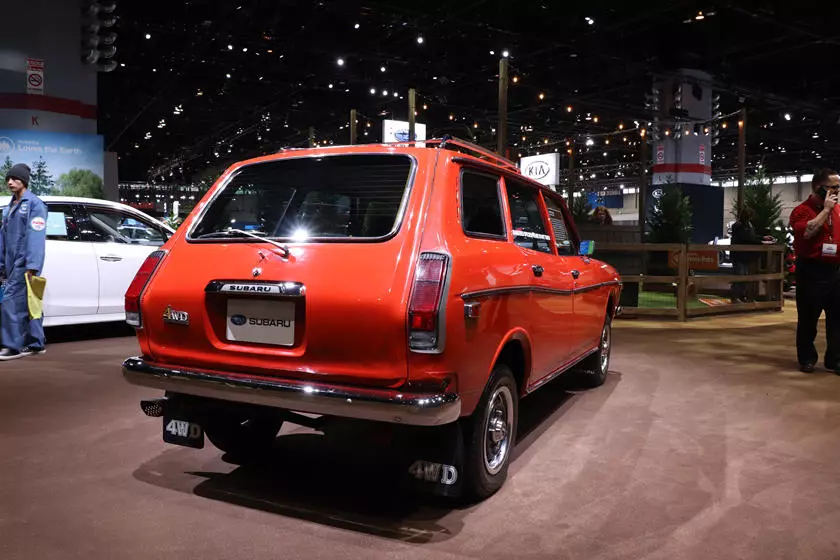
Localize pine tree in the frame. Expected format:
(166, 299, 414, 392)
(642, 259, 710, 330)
(28, 157, 55, 196)
(0, 156, 13, 183)
(647, 184, 693, 243)
(570, 192, 593, 223)
(732, 169, 783, 237)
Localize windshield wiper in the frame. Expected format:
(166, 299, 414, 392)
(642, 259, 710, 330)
(195, 229, 291, 258)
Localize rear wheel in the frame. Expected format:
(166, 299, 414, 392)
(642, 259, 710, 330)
(463, 364, 518, 501)
(577, 315, 611, 388)
(204, 413, 283, 457)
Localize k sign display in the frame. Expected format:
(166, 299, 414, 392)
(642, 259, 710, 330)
(519, 153, 560, 188)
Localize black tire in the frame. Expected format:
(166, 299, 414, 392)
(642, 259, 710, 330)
(576, 314, 612, 388)
(463, 364, 519, 501)
(204, 413, 283, 457)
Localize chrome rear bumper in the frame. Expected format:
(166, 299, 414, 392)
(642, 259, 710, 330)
(122, 357, 461, 427)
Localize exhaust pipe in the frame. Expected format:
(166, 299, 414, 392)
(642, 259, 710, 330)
(140, 398, 167, 417)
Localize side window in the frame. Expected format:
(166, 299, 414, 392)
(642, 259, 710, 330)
(543, 196, 575, 256)
(45, 204, 83, 242)
(82, 207, 168, 246)
(460, 170, 505, 238)
(505, 182, 553, 254)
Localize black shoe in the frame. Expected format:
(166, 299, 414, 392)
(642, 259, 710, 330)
(21, 346, 45, 356)
(0, 348, 29, 361)
(800, 363, 816, 373)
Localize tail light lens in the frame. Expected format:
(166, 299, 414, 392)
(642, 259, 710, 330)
(125, 250, 166, 328)
(408, 252, 449, 351)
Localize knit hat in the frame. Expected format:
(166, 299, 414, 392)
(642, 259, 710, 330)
(6, 163, 31, 186)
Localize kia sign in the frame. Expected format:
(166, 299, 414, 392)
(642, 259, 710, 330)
(519, 153, 560, 188)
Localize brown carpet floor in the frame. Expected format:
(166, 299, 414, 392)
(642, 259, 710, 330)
(1, 310, 839, 560)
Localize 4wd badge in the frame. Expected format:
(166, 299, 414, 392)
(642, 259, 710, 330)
(162, 305, 190, 325)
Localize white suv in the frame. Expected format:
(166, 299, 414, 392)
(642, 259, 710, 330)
(0, 196, 174, 327)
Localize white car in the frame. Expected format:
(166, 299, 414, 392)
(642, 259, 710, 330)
(0, 196, 174, 327)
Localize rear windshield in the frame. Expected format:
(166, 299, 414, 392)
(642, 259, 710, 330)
(190, 154, 414, 241)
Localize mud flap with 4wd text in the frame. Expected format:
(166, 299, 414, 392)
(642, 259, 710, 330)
(396, 421, 466, 498)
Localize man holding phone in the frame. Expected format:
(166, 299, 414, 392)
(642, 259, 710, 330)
(789, 168, 840, 373)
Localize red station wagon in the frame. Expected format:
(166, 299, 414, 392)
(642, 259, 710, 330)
(123, 137, 622, 500)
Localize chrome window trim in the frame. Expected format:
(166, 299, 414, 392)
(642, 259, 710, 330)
(184, 152, 419, 244)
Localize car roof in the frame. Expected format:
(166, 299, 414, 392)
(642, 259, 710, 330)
(0, 195, 175, 232)
(225, 137, 561, 200)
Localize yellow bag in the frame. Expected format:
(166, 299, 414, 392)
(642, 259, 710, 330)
(25, 274, 47, 320)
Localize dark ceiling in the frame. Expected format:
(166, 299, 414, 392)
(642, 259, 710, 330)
(99, 0, 840, 183)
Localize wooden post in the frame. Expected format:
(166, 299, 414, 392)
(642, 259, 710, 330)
(639, 129, 648, 242)
(567, 145, 575, 204)
(737, 108, 746, 212)
(408, 89, 416, 141)
(349, 109, 358, 145)
(677, 244, 688, 321)
(308, 126, 316, 148)
(497, 57, 509, 155)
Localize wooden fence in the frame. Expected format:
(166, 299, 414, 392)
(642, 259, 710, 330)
(591, 242, 786, 321)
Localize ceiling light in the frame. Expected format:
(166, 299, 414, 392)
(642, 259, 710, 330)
(393, 92, 399, 97)
(417, 36, 424, 44)
(145, 33, 151, 39)
(538, 93, 545, 100)
(228, 44, 234, 50)
(328, 83, 333, 88)
(695, 11, 705, 20)
(586, 138, 594, 146)
(784, 113, 791, 121)
(242, 47, 248, 52)
(566, 105, 573, 112)
(370, 88, 376, 94)
(585, 17, 594, 25)
(226, 73, 231, 78)
(512, 76, 519, 83)
(337, 58, 345, 66)
(489, 50, 495, 55)
(354, 23, 360, 29)
(382, 90, 388, 96)
(502, 50, 510, 57)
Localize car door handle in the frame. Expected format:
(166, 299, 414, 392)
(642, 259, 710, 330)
(532, 265, 544, 277)
(100, 255, 123, 262)
(571, 269, 580, 280)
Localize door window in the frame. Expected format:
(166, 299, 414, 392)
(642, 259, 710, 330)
(81, 207, 168, 246)
(505, 181, 553, 254)
(460, 170, 505, 238)
(543, 196, 575, 256)
(45, 204, 83, 241)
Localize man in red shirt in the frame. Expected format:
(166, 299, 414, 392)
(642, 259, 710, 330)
(789, 168, 840, 372)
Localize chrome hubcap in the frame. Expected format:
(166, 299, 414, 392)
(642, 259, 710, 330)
(600, 324, 611, 374)
(483, 386, 514, 475)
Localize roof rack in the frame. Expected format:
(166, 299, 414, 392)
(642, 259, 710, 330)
(432, 136, 521, 174)
(376, 137, 521, 174)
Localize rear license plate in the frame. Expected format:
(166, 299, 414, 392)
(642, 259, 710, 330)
(163, 417, 204, 449)
(226, 299, 295, 346)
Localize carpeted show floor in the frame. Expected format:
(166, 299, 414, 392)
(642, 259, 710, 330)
(1, 308, 839, 560)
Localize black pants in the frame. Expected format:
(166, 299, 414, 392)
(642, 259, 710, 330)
(795, 259, 840, 367)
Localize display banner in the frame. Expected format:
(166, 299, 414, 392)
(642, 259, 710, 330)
(0, 129, 105, 198)
(382, 119, 427, 143)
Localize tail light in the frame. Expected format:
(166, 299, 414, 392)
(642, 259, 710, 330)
(408, 252, 449, 351)
(125, 250, 166, 328)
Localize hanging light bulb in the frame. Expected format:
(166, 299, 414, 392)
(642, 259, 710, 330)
(566, 105, 573, 112)
(538, 93, 545, 100)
